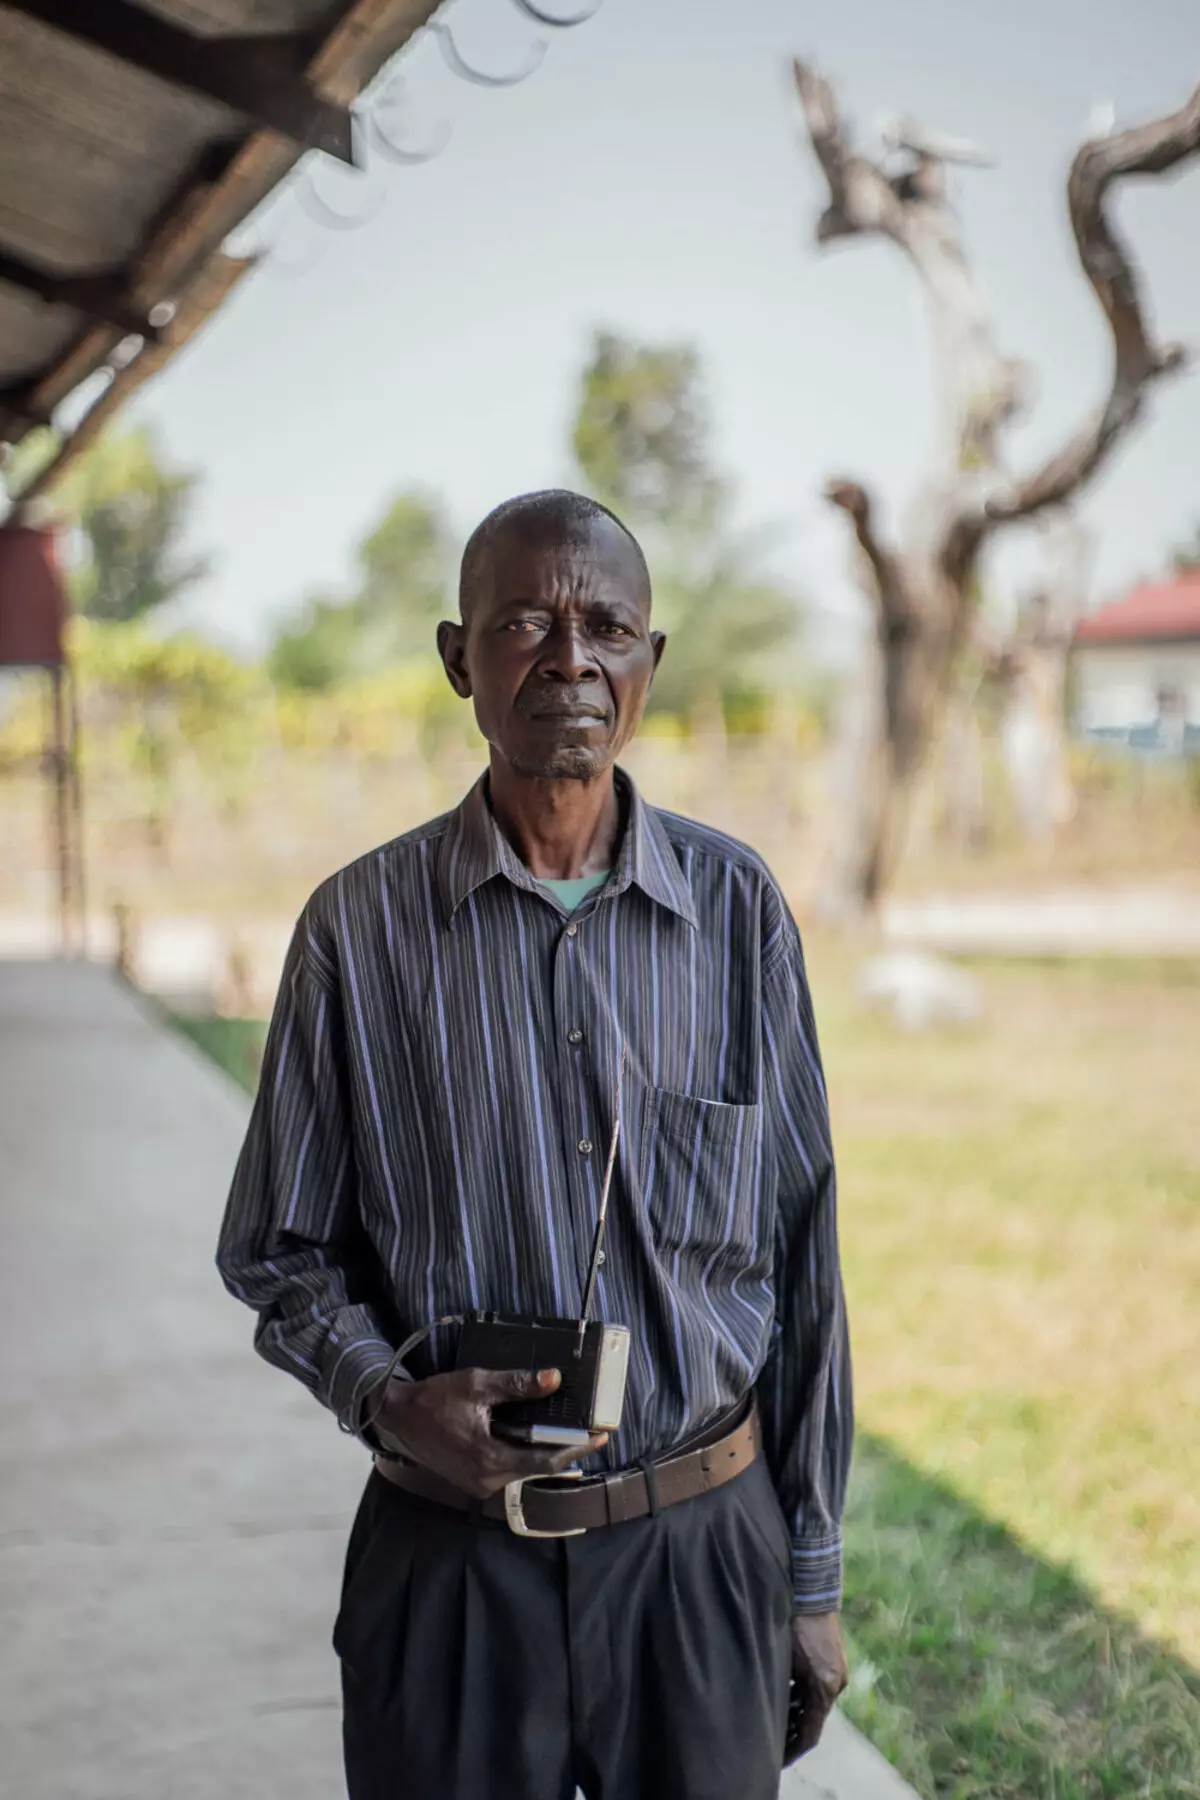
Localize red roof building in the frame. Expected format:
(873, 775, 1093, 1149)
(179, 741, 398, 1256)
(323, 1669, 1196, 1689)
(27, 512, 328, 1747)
(1072, 574, 1200, 751)
(1074, 574, 1200, 645)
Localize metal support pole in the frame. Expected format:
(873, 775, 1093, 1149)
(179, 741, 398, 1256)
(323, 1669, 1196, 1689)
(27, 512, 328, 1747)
(66, 659, 87, 956)
(47, 664, 73, 956)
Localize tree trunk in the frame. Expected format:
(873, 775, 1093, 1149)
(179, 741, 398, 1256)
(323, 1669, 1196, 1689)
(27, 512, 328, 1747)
(817, 628, 891, 919)
(941, 688, 988, 853)
(997, 510, 1091, 843)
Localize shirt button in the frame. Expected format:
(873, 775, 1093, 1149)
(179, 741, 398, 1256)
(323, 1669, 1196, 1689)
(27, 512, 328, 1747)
(578, 1138, 593, 1155)
(565, 923, 578, 938)
(567, 1028, 584, 1045)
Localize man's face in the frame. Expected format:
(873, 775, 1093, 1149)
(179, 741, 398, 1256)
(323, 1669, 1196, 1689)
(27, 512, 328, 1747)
(439, 517, 665, 781)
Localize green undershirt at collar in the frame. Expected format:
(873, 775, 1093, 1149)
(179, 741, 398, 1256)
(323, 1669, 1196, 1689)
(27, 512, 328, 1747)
(536, 871, 611, 913)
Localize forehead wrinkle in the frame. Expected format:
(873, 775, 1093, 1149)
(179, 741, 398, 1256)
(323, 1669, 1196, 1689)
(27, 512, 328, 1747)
(497, 543, 644, 612)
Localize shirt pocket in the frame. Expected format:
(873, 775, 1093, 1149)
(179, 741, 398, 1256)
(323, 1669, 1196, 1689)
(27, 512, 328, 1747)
(641, 1087, 763, 1261)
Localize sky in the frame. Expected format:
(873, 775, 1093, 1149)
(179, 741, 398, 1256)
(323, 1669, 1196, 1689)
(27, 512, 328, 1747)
(120, 0, 1199, 656)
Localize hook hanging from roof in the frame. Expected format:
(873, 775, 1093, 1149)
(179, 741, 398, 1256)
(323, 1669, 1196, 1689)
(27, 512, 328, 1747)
(370, 109, 453, 164)
(369, 77, 453, 165)
(213, 0, 609, 282)
(509, 0, 604, 25)
(295, 167, 388, 232)
(430, 19, 547, 87)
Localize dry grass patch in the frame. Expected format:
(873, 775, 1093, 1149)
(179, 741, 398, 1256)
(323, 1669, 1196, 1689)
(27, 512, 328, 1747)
(803, 944, 1200, 1664)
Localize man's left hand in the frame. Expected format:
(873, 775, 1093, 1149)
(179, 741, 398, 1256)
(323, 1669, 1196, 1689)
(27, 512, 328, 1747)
(783, 1611, 848, 1766)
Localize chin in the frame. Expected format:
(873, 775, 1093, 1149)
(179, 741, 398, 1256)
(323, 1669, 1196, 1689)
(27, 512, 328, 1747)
(510, 744, 612, 782)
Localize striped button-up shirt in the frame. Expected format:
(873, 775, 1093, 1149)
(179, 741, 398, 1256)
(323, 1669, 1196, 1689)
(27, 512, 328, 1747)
(217, 769, 852, 1610)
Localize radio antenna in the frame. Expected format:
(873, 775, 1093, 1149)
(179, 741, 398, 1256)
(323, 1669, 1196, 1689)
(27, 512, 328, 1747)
(577, 1040, 626, 1334)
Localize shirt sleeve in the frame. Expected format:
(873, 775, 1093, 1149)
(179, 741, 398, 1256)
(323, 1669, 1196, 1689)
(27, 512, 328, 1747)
(215, 904, 398, 1436)
(755, 885, 854, 1613)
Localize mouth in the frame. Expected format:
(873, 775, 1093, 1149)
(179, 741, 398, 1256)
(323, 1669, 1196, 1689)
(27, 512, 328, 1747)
(528, 707, 609, 724)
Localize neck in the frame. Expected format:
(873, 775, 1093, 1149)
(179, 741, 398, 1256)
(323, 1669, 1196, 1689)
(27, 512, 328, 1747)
(487, 756, 621, 880)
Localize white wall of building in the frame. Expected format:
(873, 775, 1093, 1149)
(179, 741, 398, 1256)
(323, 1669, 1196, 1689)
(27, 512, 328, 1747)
(1072, 641, 1200, 732)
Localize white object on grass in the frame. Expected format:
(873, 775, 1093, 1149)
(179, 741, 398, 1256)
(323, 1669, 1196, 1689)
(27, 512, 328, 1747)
(860, 950, 983, 1031)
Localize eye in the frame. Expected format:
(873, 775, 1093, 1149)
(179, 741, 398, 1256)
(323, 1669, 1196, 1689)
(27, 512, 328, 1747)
(502, 618, 545, 635)
(596, 621, 633, 638)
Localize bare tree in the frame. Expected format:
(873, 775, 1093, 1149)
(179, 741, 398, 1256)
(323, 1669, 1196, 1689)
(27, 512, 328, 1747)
(793, 61, 1200, 916)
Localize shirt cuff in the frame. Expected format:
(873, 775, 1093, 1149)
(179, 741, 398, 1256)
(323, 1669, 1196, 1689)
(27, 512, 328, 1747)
(791, 1534, 844, 1613)
(323, 1331, 399, 1440)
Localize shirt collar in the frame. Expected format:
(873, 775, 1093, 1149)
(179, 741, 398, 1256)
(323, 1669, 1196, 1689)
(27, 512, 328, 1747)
(436, 767, 698, 930)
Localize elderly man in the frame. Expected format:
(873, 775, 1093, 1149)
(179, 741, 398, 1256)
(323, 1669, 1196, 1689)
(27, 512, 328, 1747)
(218, 489, 851, 1800)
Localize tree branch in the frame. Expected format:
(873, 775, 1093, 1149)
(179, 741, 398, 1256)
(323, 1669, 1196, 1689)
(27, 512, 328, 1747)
(793, 58, 1027, 470)
(824, 479, 915, 638)
(985, 82, 1200, 524)
(792, 58, 903, 243)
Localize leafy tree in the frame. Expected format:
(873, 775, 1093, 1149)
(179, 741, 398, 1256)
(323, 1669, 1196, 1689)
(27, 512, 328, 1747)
(71, 616, 262, 845)
(571, 329, 802, 715)
(357, 492, 448, 640)
(1, 425, 57, 500)
(648, 543, 802, 718)
(268, 591, 362, 692)
(572, 332, 720, 527)
(269, 488, 452, 689)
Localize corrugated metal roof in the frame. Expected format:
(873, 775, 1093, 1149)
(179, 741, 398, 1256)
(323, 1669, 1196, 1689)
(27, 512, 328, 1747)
(0, 286, 66, 389)
(0, 10, 235, 276)
(1074, 575, 1200, 645)
(0, 0, 442, 491)
(143, 2, 340, 33)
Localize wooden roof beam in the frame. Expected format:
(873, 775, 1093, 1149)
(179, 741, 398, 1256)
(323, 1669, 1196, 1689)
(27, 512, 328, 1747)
(8, 249, 254, 512)
(0, 381, 52, 428)
(0, 245, 163, 342)
(5, 0, 357, 163)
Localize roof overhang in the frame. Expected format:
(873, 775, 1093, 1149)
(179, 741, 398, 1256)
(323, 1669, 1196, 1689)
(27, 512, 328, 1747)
(0, 0, 443, 506)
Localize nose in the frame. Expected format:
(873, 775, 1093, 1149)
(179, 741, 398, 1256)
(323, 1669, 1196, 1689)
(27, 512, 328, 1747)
(538, 617, 600, 685)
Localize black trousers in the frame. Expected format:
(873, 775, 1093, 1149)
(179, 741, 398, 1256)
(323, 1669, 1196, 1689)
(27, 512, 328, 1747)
(335, 1458, 794, 1800)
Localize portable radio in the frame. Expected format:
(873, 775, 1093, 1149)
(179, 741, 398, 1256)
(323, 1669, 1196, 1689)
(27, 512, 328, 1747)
(455, 1044, 631, 1450)
(456, 1313, 631, 1447)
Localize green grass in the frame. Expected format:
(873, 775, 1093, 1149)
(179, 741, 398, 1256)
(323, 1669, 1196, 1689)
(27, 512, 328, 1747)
(842, 1434, 1200, 1799)
(806, 944, 1200, 1796)
(170, 1013, 266, 1094)
(809, 946, 1200, 1662)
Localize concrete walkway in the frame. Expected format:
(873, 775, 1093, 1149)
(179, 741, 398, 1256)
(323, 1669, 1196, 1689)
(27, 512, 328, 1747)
(0, 958, 918, 1800)
(884, 883, 1200, 957)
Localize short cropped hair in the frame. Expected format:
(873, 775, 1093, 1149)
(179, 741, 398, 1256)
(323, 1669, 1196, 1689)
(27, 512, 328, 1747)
(458, 489, 651, 620)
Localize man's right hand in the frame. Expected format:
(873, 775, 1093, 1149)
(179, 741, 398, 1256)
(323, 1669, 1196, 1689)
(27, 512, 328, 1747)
(369, 1366, 609, 1498)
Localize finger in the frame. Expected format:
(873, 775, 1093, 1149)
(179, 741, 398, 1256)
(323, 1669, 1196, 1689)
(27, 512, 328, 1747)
(782, 1725, 806, 1769)
(791, 1691, 834, 1757)
(470, 1366, 562, 1404)
(792, 1713, 825, 1756)
(493, 1436, 608, 1481)
(546, 1434, 609, 1468)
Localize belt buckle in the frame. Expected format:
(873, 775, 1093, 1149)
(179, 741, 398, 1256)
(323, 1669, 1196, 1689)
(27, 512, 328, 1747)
(503, 1469, 586, 1538)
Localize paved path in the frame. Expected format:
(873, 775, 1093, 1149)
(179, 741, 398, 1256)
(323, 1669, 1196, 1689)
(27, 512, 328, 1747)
(0, 958, 918, 1800)
(883, 884, 1200, 957)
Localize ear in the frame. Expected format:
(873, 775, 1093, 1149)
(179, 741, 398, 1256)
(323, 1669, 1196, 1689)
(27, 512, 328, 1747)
(437, 619, 472, 698)
(649, 630, 667, 683)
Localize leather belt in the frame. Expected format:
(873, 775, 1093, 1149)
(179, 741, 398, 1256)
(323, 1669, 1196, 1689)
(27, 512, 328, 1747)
(373, 1399, 760, 1538)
